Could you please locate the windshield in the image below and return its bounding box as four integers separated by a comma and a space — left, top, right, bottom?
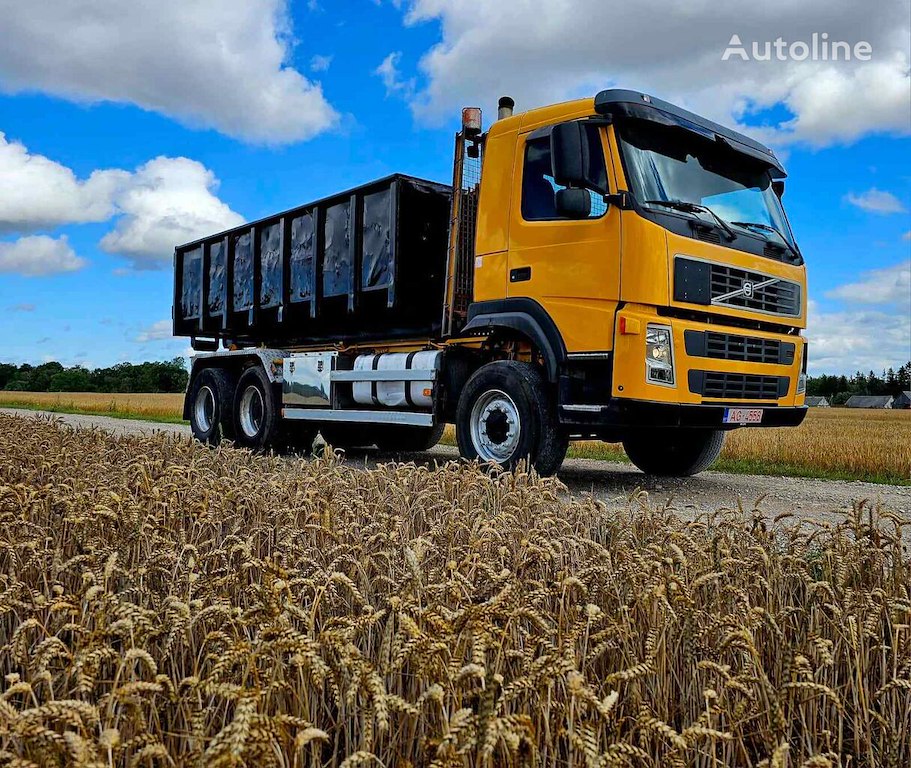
617, 118, 797, 250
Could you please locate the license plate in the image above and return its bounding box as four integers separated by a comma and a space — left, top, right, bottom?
723, 408, 764, 425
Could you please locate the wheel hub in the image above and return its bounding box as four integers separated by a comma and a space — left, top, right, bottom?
470, 389, 521, 464
239, 386, 264, 439
194, 385, 216, 432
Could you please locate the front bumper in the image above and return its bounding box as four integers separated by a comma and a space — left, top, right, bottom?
610, 305, 806, 408
560, 399, 807, 431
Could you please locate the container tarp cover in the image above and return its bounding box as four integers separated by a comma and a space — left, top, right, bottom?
173, 174, 451, 347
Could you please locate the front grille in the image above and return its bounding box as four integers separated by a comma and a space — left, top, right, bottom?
710, 264, 801, 315
674, 257, 801, 318
684, 330, 795, 365
689, 370, 788, 400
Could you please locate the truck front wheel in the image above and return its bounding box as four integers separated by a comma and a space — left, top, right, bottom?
622, 429, 725, 476
456, 361, 567, 476
233, 366, 281, 451
188, 367, 236, 445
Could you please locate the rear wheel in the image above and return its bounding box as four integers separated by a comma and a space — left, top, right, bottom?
622, 429, 725, 476
374, 423, 445, 453
188, 367, 236, 445
233, 366, 281, 451
456, 360, 567, 476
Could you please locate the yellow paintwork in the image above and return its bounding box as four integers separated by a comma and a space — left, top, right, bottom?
506, 124, 621, 352
612, 304, 806, 408
473, 94, 808, 408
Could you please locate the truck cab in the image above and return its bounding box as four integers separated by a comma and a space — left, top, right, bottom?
445, 90, 806, 472
175, 89, 807, 477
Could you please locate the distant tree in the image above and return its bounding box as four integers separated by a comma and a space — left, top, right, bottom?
49, 367, 94, 392
2, 358, 189, 394
0, 363, 16, 390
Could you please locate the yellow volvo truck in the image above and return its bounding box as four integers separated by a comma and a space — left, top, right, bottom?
174, 89, 808, 476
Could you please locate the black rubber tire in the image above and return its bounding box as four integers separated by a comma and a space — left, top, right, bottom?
188, 367, 236, 446
232, 366, 282, 451
374, 423, 446, 453
456, 360, 568, 476
622, 429, 725, 476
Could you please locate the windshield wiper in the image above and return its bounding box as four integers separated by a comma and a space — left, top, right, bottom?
730, 221, 802, 263
644, 199, 736, 241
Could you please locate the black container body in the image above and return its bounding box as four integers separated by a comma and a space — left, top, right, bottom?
174, 174, 452, 348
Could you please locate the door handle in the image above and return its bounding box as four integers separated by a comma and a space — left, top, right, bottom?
510, 267, 531, 283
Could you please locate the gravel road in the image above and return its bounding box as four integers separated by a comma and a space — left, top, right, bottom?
5, 408, 909, 526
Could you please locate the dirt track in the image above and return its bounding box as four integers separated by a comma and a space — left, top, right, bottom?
4, 408, 909, 527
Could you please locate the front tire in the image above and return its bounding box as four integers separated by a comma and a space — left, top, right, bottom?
232, 366, 281, 451
456, 361, 567, 476
622, 429, 725, 476
188, 367, 236, 445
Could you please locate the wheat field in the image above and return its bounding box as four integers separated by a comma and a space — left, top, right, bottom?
1, 392, 909, 482
0, 414, 908, 766
0, 392, 183, 421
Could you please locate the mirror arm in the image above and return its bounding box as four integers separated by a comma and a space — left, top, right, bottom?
604, 191, 633, 210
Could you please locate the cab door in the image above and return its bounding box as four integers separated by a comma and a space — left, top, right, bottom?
507, 123, 621, 354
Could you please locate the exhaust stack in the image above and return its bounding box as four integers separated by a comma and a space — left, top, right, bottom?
497, 96, 515, 120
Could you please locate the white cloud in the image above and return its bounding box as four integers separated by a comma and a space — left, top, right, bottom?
310, 54, 334, 72
135, 320, 173, 343
0, 133, 126, 233
808, 260, 911, 373
375, 52, 415, 98
0, 0, 338, 144
397, 0, 910, 148
0, 235, 86, 276
826, 260, 911, 305
806, 300, 910, 374
844, 188, 908, 214
99, 157, 245, 269
0, 134, 244, 270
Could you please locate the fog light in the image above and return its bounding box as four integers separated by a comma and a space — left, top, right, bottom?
796, 342, 807, 394
646, 325, 675, 386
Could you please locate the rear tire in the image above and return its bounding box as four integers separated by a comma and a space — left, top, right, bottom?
374, 423, 445, 453
456, 360, 567, 476
232, 366, 281, 451
622, 429, 724, 476
188, 367, 236, 446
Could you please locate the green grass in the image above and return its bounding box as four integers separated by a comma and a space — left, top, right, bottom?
0, 400, 186, 425
565, 439, 910, 486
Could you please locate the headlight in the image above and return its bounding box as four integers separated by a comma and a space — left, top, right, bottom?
645, 324, 675, 386
796, 342, 807, 394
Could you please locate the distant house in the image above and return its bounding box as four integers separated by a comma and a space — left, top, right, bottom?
894, 391, 911, 409
844, 395, 894, 409
805, 396, 830, 407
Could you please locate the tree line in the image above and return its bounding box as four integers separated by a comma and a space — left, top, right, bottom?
0, 358, 908, 400
806, 362, 911, 405
0, 359, 188, 394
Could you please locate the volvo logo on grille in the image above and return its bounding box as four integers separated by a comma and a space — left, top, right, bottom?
742, 280, 754, 298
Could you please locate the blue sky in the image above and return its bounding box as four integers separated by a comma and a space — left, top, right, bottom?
1, 0, 909, 375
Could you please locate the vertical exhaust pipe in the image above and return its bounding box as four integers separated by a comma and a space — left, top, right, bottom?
497, 96, 515, 120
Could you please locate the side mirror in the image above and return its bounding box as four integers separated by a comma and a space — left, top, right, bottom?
772, 180, 785, 198
551, 121, 590, 188
555, 188, 591, 219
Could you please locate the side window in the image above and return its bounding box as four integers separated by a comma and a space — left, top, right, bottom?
521, 123, 608, 221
